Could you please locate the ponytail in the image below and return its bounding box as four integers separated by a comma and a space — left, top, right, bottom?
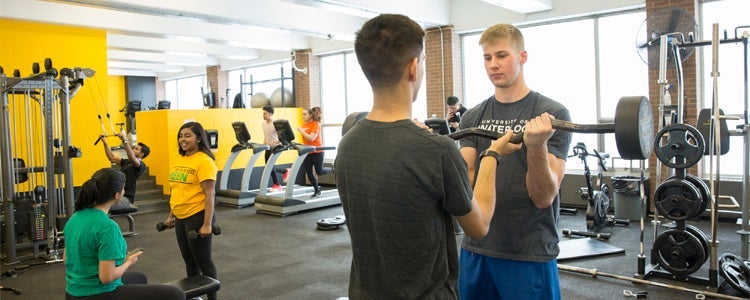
310, 107, 322, 122
75, 179, 101, 211
74, 168, 126, 211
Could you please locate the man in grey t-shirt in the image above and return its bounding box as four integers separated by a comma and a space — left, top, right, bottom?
458, 23, 572, 300
336, 14, 519, 299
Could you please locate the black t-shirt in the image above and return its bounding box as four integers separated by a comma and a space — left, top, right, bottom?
447, 105, 467, 132
120, 158, 146, 202
336, 118, 473, 299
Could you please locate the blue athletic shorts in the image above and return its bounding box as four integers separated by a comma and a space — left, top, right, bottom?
459, 249, 561, 300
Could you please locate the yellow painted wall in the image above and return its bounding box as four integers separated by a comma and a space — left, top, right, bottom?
0, 18, 125, 186
137, 108, 303, 195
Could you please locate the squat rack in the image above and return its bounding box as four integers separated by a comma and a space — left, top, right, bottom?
638, 23, 749, 289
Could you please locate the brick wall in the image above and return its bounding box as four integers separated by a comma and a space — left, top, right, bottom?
646, 0, 700, 191
425, 25, 462, 118
206, 65, 228, 108
293, 48, 319, 109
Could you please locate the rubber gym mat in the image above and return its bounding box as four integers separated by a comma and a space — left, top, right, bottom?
558, 237, 625, 261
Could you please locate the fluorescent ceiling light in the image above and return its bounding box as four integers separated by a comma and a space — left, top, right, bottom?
481, 0, 552, 14
224, 55, 255, 60
166, 62, 203, 67
164, 51, 208, 57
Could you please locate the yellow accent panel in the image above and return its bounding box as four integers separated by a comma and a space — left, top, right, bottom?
0, 18, 112, 186
136, 108, 303, 195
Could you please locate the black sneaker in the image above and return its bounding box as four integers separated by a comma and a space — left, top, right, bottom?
311, 191, 322, 198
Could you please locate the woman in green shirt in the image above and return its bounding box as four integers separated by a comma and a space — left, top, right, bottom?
64, 168, 184, 300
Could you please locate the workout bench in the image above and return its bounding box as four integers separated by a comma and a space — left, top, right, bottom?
110, 211, 138, 237
166, 275, 221, 299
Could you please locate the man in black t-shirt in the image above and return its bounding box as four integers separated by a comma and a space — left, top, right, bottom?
445, 96, 466, 132
101, 133, 150, 213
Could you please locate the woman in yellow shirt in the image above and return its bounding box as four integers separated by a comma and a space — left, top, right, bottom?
164, 121, 219, 300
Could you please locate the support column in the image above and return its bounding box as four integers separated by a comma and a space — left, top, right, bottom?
293, 49, 319, 109
206, 65, 228, 108
645, 0, 700, 195
425, 25, 463, 118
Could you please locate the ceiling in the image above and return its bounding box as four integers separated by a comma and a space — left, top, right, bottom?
0, 0, 643, 80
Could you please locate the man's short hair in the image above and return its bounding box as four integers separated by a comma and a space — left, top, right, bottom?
354, 14, 424, 89
447, 96, 460, 106
138, 143, 150, 159
262, 105, 274, 115
479, 23, 525, 52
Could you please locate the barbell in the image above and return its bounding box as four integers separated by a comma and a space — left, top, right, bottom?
447, 96, 654, 160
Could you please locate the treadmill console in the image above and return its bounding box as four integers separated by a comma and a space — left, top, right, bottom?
273, 119, 296, 145
231, 121, 252, 145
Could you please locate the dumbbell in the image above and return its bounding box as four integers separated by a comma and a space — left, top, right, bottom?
156, 221, 173, 232
561, 228, 611, 241
188, 224, 222, 239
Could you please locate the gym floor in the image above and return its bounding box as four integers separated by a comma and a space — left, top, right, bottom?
1, 204, 748, 299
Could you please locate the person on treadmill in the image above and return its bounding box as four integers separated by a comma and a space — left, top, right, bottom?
262, 106, 290, 192
297, 107, 333, 198
335, 14, 520, 299
101, 132, 150, 214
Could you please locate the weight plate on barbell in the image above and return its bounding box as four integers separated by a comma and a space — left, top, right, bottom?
683, 174, 710, 219
654, 229, 707, 275
653, 178, 703, 221
719, 253, 750, 294
654, 123, 705, 169
684, 224, 709, 261
615, 96, 654, 160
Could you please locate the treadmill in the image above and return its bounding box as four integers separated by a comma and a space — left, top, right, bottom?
255, 119, 340, 217
216, 122, 270, 208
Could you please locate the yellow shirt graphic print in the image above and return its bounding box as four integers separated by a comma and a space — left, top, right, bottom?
169, 152, 217, 219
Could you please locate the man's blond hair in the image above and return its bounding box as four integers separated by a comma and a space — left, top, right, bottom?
479, 23, 525, 52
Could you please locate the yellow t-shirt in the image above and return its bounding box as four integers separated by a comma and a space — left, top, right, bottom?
168, 151, 217, 219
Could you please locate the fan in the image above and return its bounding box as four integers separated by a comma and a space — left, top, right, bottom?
635, 7, 698, 69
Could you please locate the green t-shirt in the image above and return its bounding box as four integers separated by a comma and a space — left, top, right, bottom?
64, 208, 127, 296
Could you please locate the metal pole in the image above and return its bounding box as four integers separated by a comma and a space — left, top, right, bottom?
637, 159, 647, 275
0, 74, 18, 262
740, 33, 750, 260
43, 75, 58, 240
558, 264, 746, 300
708, 23, 721, 287
60, 76, 74, 217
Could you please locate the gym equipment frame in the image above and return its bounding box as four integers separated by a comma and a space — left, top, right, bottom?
1, 60, 82, 263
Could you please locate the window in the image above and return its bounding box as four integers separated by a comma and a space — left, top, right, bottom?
227, 62, 293, 108
319, 51, 427, 158
700, 0, 750, 177
461, 10, 647, 171
163, 75, 207, 110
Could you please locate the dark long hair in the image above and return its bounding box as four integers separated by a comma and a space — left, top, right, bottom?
177, 121, 215, 160
75, 168, 125, 211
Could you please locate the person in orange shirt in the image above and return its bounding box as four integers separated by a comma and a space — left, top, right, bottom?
297, 107, 333, 198
163, 121, 219, 300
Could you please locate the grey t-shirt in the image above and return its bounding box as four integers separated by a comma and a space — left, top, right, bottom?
460, 91, 572, 262
336, 118, 473, 299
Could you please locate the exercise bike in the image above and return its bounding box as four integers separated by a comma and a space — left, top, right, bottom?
562, 142, 628, 240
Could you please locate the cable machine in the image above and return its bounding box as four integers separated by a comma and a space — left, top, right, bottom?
0, 59, 86, 263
